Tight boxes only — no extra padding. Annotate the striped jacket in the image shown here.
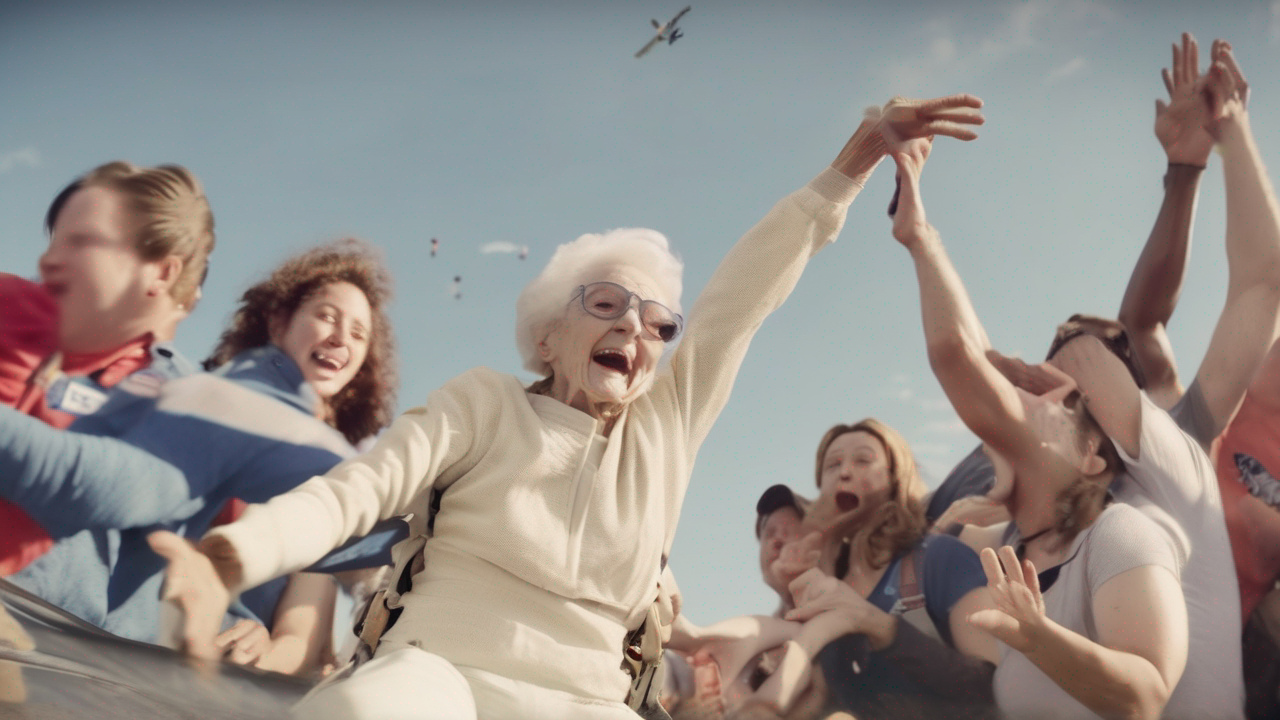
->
[0,346,359,641]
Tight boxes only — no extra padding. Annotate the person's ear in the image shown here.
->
[1081,439,1107,477]
[149,255,185,298]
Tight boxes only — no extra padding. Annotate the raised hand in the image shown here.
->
[879,95,984,153]
[148,530,234,660]
[890,149,934,248]
[831,94,983,179]
[967,546,1049,653]
[215,618,272,667]
[1155,33,1214,167]
[1201,39,1249,139]
[988,350,1078,399]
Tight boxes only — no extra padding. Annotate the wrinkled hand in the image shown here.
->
[148,531,234,660]
[878,95,985,153]
[967,546,1049,653]
[933,494,1010,531]
[1201,39,1249,140]
[1155,33,1214,166]
[831,94,983,178]
[770,531,823,590]
[215,619,272,667]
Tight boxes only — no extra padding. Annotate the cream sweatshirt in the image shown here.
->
[209,166,864,701]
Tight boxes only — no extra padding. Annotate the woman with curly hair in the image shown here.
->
[0,238,398,676]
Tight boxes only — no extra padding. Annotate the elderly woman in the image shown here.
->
[155,94,984,720]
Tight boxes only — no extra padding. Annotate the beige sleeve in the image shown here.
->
[207,369,490,592]
[658,168,864,458]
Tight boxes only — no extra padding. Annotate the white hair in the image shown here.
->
[516,227,684,376]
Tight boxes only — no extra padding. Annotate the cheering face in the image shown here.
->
[540,267,668,407]
[758,506,803,595]
[39,186,158,354]
[818,431,893,529]
[270,281,373,402]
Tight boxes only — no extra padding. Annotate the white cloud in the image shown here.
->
[931,37,957,63]
[885,0,1112,84]
[0,147,40,177]
[1045,56,1087,84]
[883,373,915,401]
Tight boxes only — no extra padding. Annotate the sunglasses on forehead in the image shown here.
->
[571,282,684,342]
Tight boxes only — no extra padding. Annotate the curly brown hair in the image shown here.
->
[814,419,929,576]
[204,239,397,444]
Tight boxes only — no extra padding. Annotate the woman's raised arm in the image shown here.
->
[664,95,984,454]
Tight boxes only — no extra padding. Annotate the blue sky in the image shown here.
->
[2,0,1278,624]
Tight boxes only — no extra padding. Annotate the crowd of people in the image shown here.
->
[0,32,1276,720]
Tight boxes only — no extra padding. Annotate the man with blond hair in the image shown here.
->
[0,160,215,575]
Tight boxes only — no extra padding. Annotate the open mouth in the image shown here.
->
[42,281,68,298]
[311,350,347,372]
[835,492,860,513]
[592,348,631,374]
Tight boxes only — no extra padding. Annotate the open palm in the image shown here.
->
[1155,33,1214,166]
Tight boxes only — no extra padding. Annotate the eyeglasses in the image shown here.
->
[571,282,684,342]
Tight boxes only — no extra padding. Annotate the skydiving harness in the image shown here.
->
[348,488,672,719]
[887,545,940,642]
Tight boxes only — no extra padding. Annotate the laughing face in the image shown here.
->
[270,281,372,403]
[538,266,667,410]
[818,431,893,528]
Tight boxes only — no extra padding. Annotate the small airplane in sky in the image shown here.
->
[635,6,691,59]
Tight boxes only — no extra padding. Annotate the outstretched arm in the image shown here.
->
[665,95,984,458]
[0,404,195,537]
[1117,34,1214,407]
[891,147,1045,467]
[1188,41,1280,435]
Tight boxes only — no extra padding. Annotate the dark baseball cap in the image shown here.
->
[755,484,811,539]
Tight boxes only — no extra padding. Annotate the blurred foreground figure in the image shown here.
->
[0,240,399,678]
[0,161,215,576]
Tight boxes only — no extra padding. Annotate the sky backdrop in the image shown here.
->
[3,0,1279,625]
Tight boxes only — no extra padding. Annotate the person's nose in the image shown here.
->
[612,305,643,338]
[38,243,63,280]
